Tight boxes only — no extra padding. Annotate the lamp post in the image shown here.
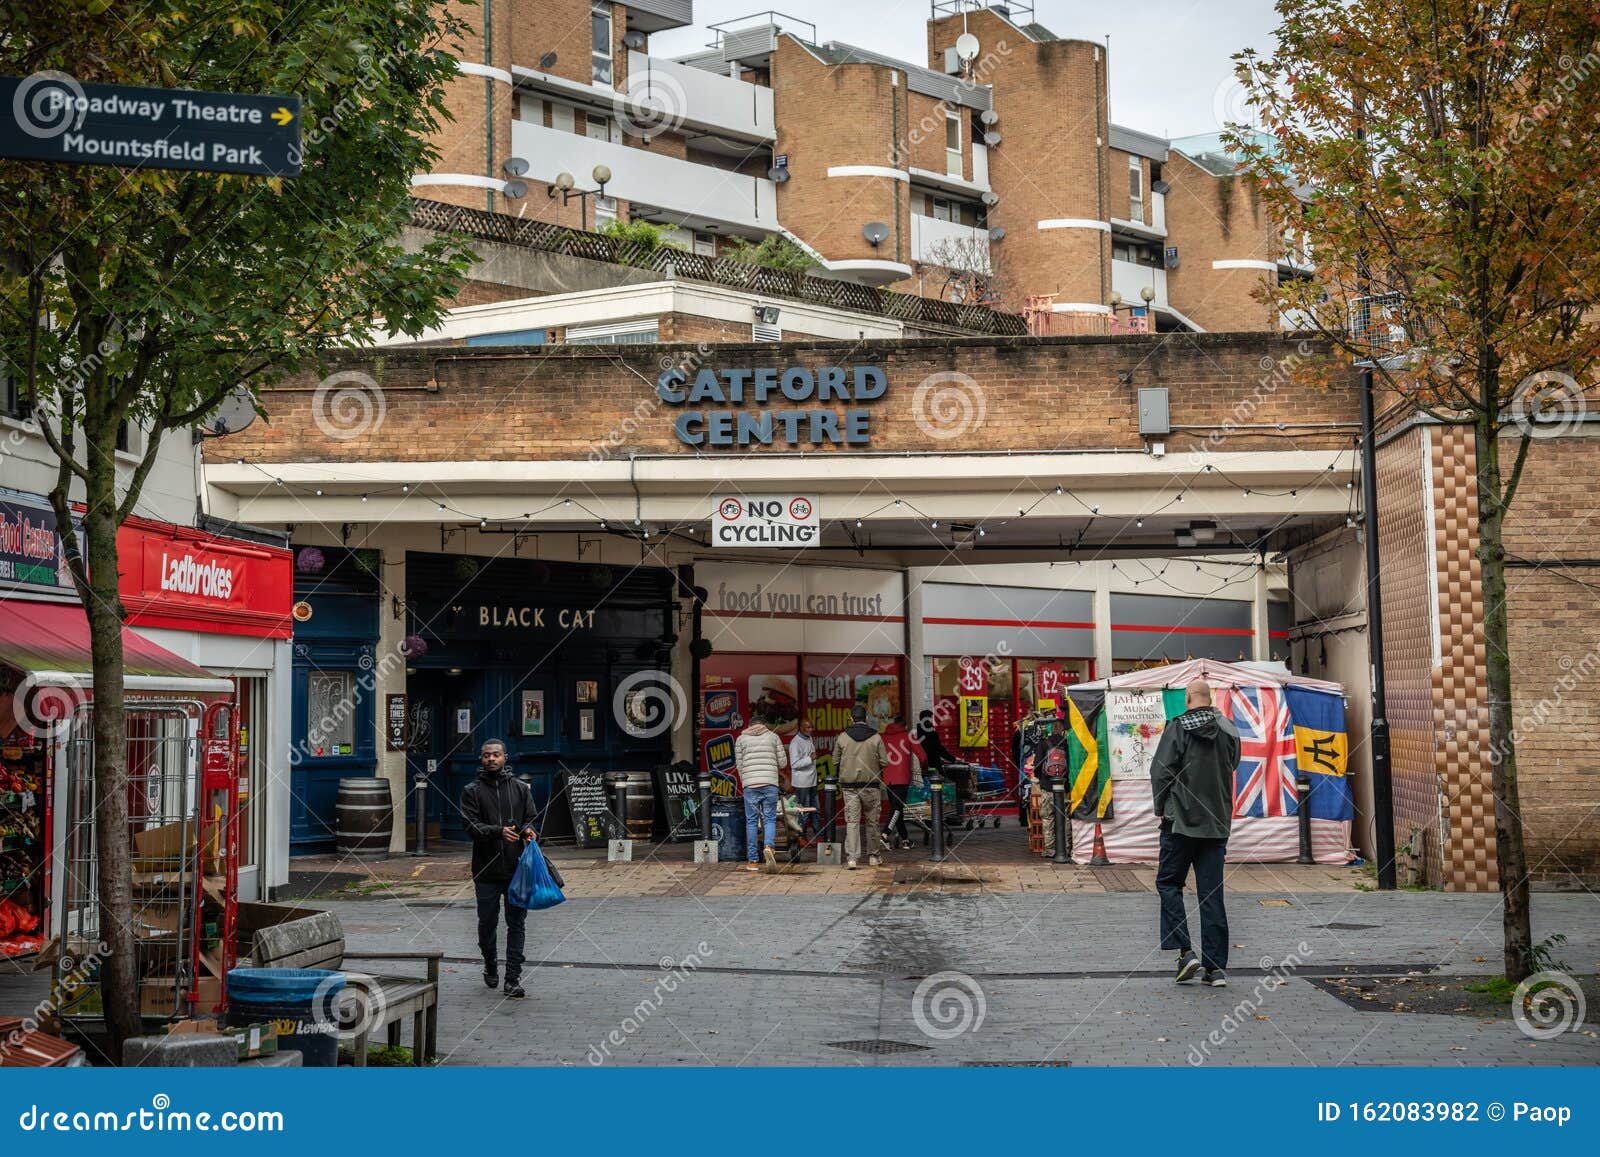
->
[549,164,614,231]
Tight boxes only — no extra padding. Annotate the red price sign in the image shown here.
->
[1038,663,1063,699]
[957,657,988,696]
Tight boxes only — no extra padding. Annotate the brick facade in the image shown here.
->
[1161,153,1279,332]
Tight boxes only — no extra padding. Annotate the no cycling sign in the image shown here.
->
[712,495,820,548]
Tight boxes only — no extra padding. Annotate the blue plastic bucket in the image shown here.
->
[228,969,344,1067]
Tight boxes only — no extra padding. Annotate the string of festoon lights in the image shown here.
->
[237,456,1355,551]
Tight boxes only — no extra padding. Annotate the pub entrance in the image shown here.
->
[403,552,677,842]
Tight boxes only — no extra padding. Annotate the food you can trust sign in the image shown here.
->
[712,495,820,548]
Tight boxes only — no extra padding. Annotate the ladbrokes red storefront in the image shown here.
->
[117,516,294,898]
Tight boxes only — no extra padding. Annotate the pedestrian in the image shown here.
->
[735,713,787,872]
[880,713,920,850]
[1150,680,1241,988]
[914,709,953,774]
[835,705,888,869]
[788,719,819,838]
[461,739,537,999]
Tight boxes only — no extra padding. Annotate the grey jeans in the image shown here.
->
[842,786,882,861]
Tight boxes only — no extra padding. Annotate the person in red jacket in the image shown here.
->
[880,714,922,851]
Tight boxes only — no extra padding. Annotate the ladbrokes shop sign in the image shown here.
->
[656,363,887,447]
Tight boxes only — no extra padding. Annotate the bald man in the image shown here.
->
[1150,680,1241,987]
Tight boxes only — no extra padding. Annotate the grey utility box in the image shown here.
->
[1138,387,1171,436]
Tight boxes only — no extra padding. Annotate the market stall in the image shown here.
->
[1062,659,1356,864]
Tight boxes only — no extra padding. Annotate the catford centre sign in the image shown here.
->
[657,364,887,447]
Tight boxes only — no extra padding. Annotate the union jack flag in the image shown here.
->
[1230,686,1299,817]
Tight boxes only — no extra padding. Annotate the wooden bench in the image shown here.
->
[237,902,440,1067]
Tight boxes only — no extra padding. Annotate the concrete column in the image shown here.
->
[375,544,409,853]
[903,569,925,718]
[1251,566,1271,662]
[1092,571,1114,679]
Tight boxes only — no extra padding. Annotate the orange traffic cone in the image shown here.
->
[1089,821,1111,866]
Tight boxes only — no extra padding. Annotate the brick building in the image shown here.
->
[412,0,1307,334]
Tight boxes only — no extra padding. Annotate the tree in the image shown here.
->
[1233,0,1600,980]
[0,1,471,1050]
[722,234,819,274]
[920,234,1016,311]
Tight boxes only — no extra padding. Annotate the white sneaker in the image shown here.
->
[846,858,858,870]
[868,854,882,867]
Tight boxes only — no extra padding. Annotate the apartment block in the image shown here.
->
[416,1,1308,333]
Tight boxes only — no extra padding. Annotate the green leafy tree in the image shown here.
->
[0,0,472,1049]
[723,234,820,274]
[1233,0,1600,980]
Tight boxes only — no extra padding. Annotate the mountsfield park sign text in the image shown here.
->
[656,364,887,447]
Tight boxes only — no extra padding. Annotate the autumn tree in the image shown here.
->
[0,0,471,1050]
[1233,0,1600,979]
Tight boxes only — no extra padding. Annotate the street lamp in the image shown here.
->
[548,164,613,231]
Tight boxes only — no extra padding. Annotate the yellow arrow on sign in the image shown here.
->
[271,106,293,126]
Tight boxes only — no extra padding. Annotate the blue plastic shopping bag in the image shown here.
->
[508,838,566,911]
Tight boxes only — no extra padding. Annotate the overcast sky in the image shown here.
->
[651,0,1281,139]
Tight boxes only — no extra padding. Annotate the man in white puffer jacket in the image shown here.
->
[735,715,787,872]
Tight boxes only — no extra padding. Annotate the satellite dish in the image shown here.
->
[984,131,1001,147]
[1151,178,1171,194]
[622,29,647,49]
[980,108,999,126]
[981,191,1000,206]
[538,51,558,70]
[208,385,259,437]
[862,221,890,246]
[503,156,529,177]
[503,179,528,199]
[768,166,790,183]
[988,226,1006,241]
[955,33,981,62]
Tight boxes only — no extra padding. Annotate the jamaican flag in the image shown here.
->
[1066,686,1112,820]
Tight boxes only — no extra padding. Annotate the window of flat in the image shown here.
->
[0,367,26,418]
[1128,154,1143,221]
[594,194,618,227]
[592,2,613,85]
[932,197,957,223]
[945,111,961,177]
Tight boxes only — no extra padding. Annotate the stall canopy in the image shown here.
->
[0,599,233,698]
[1064,659,1355,865]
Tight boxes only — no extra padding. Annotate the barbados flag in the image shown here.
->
[1282,686,1354,821]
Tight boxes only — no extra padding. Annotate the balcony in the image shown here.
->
[624,0,694,32]
[912,214,991,274]
[1112,258,1167,311]
[510,119,778,235]
[626,51,774,141]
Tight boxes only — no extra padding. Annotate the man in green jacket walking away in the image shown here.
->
[1150,681,1241,988]
[834,705,888,870]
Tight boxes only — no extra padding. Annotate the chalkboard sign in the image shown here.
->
[654,762,699,843]
[561,767,611,849]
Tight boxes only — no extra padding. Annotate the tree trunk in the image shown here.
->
[81,450,142,1053]
[1474,417,1534,982]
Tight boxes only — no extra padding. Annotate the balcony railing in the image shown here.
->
[911,214,991,273]
[626,52,774,140]
[408,199,1029,336]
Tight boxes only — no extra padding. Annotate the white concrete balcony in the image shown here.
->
[1151,190,1166,233]
[1112,258,1167,310]
[911,214,991,274]
[510,119,778,235]
[626,52,774,141]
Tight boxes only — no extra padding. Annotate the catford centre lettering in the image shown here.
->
[479,605,597,629]
[657,365,887,447]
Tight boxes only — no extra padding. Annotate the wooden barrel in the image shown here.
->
[336,778,393,859]
[616,771,655,842]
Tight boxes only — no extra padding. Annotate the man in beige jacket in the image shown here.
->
[834,705,888,869]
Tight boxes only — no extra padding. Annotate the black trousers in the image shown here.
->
[1156,828,1229,971]
[475,877,527,980]
[882,783,910,842]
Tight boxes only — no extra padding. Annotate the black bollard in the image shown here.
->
[1296,773,1314,864]
[697,774,712,842]
[929,773,947,863]
[1051,779,1071,864]
[609,774,629,842]
[819,779,838,844]
[412,760,432,856]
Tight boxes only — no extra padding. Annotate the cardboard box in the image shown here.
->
[139,976,223,1017]
[169,1017,277,1060]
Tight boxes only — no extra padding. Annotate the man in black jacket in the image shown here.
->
[1150,681,1241,988]
[461,740,536,998]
